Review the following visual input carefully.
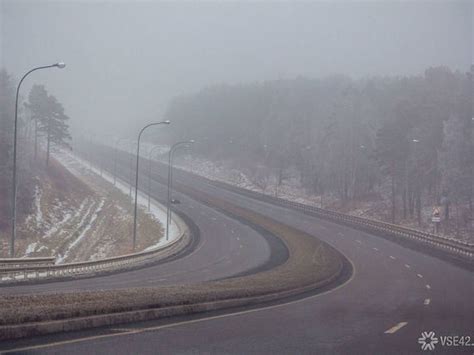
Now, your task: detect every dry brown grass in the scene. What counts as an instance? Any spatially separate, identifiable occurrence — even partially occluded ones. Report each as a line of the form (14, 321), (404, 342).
(0, 188), (343, 326)
(6, 156), (164, 261)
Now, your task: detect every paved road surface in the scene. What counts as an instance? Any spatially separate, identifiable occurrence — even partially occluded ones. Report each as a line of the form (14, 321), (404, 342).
(2, 150), (473, 354)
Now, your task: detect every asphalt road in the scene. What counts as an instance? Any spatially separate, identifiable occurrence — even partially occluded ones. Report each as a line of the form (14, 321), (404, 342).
(0, 155), (272, 294)
(2, 150), (473, 354)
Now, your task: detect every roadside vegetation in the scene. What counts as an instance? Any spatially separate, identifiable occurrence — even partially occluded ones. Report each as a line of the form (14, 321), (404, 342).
(0, 68), (164, 259)
(0, 68), (73, 255)
(0, 190), (344, 329)
(165, 66), (473, 241)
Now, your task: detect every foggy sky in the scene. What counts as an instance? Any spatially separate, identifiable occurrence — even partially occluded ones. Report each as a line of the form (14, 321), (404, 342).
(1, 0), (472, 139)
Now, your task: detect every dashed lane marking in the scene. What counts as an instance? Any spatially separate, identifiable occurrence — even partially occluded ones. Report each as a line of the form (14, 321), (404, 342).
(384, 322), (408, 334)
(147, 278), (167, 283)
(389, 256), (396, 260)
(356, 240), (362, 244)
(404, 264), (411, 269)
(373, 247), (379, 251)
(426, 284), (431, 290)
(417, 274), (423, 278)
(424, 298), (431, 305)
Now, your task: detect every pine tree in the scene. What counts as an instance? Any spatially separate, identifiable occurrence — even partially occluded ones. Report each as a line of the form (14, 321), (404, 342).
(25, 84), (49, 160)
(0, 69), (15, 230)
(27, 85), (71, 166)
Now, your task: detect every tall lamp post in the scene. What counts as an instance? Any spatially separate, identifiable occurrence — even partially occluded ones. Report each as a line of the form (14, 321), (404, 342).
(132, 121), (170, 250)
(10, 62), (66, 257)
(412, 139), (421, 226)
(147, 145), (163, 211)
(113, 137), (130, 186)
(167, 140), (194, 241)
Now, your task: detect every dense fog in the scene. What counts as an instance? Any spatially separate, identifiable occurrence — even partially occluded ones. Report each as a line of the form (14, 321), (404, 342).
(1, 1), (471, 136)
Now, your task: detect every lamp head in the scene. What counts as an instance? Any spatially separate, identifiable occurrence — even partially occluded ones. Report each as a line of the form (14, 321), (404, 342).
(163, 120), (171, 124)
(55, 62), (66, 69)
(188, 139), (195, 144)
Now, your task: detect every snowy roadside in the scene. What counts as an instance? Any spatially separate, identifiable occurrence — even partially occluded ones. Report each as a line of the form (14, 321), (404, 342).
(53, 149), (180, 250)
(171, 154), (473, 243)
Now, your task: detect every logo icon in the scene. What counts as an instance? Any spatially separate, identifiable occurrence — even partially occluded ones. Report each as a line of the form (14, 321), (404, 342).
(418, 331), (439, 351)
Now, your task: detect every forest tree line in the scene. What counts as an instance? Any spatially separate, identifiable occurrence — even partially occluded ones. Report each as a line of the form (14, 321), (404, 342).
(0, 69), (71, 231)
(164, 66), (473, 226)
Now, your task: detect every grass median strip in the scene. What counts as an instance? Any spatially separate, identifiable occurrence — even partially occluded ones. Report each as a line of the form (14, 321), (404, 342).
(0, 188), (347, 340)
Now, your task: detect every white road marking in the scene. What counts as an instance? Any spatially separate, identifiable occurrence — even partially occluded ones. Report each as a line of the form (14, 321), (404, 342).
(417, 274), (423, 278)
(3, 257), (357, 354)
(405, 264), (411, 269)
(384, 322), (408, 334)
(389, 256), (396, 260)
(356, 240), (362, 244)
(147, 278), (167, 283)
(426, 284), (431, 290)
(373, 247), (379, 251)
(111, 328), (140, 333)
(424, 298), (431, 305)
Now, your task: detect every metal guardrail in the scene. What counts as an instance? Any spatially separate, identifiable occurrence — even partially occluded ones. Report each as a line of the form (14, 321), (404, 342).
(0, 257), (55, 269)
(0, 153), (189, 286)
(0, 215), (188, 285)
(190, 174), (474, 263)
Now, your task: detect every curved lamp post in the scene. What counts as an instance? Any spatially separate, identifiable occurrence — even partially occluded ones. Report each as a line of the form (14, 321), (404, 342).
(113, 137), (131, 186)
(166, 140), (194, 241)
(10, 62), (66, 257)
(132, 121), (170, 250)
(147, 145), (163, 211)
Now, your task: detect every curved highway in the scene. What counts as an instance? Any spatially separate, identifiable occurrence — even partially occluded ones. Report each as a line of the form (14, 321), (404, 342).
(0, 157), (273, 294)
(1, 150), (473, 354)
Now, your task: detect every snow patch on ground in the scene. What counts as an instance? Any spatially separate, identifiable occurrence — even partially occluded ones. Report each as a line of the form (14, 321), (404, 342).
(24, 242), (38, 256)
(43, 210), (74, 240)
(33, 185), (43, 228)
(56, 199), (105, 264)
(54, 150), (179, 248)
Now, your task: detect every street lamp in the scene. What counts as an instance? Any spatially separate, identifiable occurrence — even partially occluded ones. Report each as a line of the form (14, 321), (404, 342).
(147, 145), (163, 211)
(113, 137), (130, 186)
(167, 140), (195, 241)
(132, 121), (170, 250)
(10, 62), (66, 257)
(127, 141), (138, 198)
(411, 138), (421, 225)
(114, 139), (137, 197)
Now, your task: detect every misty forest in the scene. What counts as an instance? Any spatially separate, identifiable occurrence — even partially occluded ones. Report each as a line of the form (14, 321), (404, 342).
(1, 65), (473, 247)
(165, 66), (474, 238)
(0, 1), (473, 352)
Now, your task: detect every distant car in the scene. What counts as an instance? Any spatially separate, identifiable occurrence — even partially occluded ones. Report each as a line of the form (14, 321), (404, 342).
(170, 198), (180, 204)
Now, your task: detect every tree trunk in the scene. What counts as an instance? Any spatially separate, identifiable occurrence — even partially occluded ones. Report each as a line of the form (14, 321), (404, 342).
(416, 191), (422, 226)
(402, 187), (407, 219)
(409, 190), (415, 217)
(46, 118), (51, 167)
(34, 118), (38, 160)
(445, 201), (450, 220)
(391, 174), (396, 223)
(403, 160), (408, 219)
